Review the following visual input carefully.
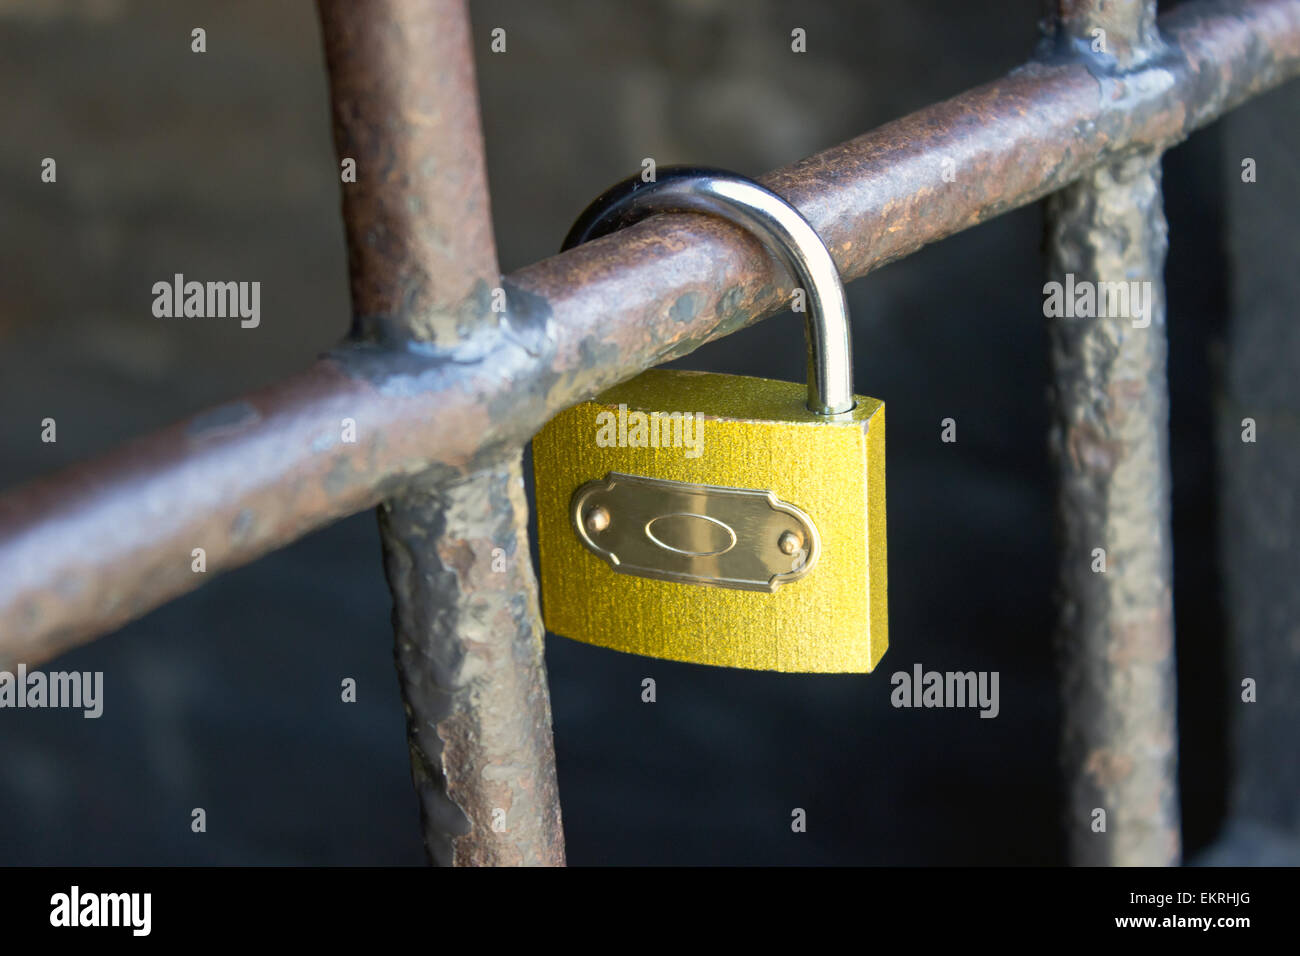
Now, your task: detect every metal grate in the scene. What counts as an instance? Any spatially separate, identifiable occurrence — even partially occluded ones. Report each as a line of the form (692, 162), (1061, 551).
(1, 0), (1297, 865)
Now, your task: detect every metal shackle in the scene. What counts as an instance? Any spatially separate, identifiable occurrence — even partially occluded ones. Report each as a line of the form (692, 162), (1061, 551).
(561, 166), (855, 416)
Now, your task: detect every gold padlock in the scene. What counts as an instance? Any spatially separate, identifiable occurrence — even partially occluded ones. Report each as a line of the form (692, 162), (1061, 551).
(533, 167), (886, 673)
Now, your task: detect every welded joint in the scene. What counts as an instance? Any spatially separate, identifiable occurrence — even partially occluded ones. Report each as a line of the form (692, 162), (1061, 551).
(1041, 0), (1162, 69)
(1034, 5), (1180, 166)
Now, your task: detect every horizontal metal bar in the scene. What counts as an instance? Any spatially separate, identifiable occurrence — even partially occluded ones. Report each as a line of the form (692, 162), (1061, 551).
(2, 0), (1298, 667)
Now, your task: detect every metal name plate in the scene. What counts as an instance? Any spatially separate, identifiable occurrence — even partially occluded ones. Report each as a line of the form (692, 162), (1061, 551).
(570, 472), (820, 591)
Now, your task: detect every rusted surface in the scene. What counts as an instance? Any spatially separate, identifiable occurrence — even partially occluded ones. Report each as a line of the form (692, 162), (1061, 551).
(1, 0), (1299, 668)
(0, 340), (554, 670)
(381, 454), (564, 866)
(319, 0), (564, 866)
(0, 359), (446, 670)
(318, 0), (498, 346)
(1044, 0), (1181, 866)
(1045, 0), (1159, 67)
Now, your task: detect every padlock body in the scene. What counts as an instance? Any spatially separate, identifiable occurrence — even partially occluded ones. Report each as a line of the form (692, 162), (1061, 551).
(532, 369), (886, 673)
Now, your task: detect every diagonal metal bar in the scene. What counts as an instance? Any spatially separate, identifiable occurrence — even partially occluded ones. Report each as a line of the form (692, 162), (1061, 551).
(1043, 0), (1181, 866)
(0, 0), (1298, 668)
(318, 0), (564, 866)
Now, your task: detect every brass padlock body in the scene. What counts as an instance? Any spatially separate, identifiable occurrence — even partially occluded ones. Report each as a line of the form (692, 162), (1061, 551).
(533, 368), (887, 673)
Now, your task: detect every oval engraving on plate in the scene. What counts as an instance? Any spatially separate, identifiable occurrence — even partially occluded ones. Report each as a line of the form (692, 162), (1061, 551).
(644, 512), (737, 557)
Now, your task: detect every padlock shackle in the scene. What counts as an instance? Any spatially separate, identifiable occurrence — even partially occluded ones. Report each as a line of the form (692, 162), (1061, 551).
(561, 166), (855, 416)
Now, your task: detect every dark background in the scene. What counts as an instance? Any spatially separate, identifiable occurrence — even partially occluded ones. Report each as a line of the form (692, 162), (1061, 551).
(0, 0), (1294, 865)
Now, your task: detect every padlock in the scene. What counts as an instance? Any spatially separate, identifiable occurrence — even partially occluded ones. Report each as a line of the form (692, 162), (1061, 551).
(532, 167), (886, 673)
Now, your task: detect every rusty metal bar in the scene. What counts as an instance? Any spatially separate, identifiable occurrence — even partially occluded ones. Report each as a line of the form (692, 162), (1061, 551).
(1, 0), (1298, 668)
(319, 0), (564, 866)
(377, 453), (564, 865)
(1044, 0), (1180, 866)
(319, 0), (496, 347)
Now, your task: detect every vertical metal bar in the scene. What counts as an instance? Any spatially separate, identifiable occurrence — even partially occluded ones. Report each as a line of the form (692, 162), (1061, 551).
(377, 458), (564, 866)
(1044, 0), (1181, 866)
(318, 0), (498, 347)
(318, 0), (565, 866)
